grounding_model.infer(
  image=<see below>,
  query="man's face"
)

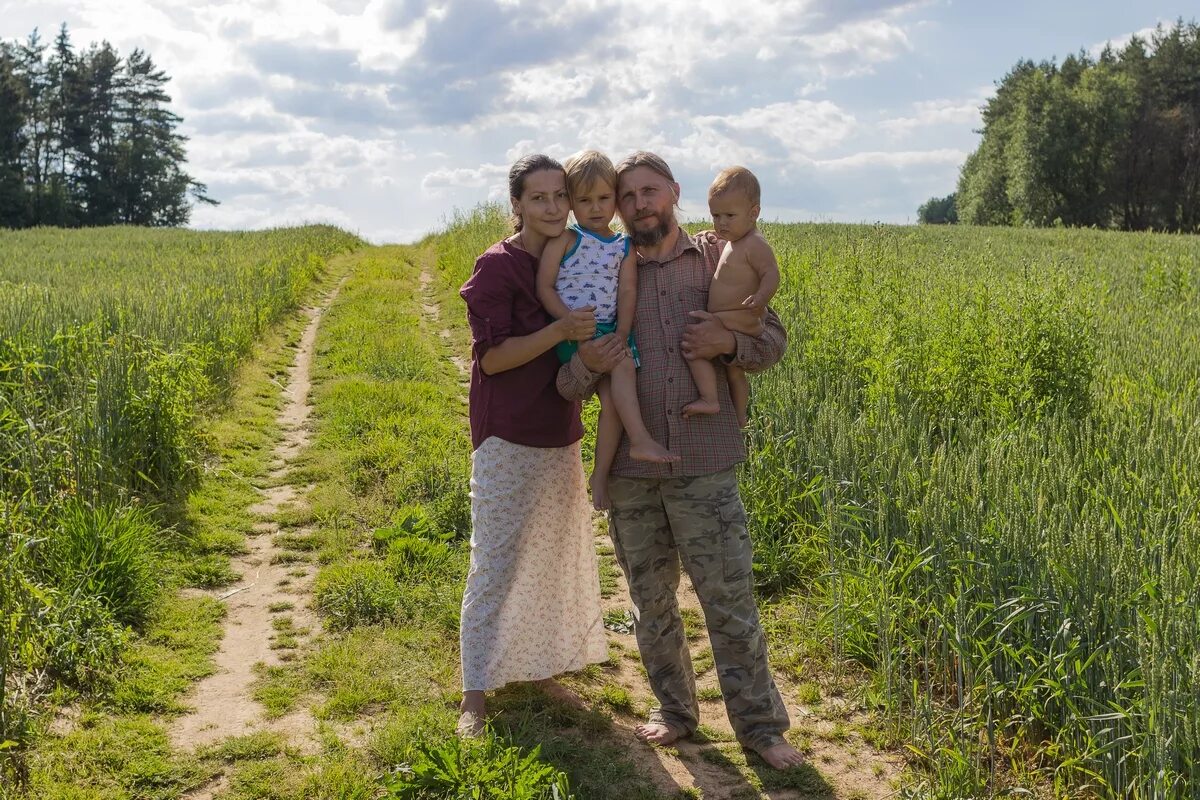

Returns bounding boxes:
[617,166,680,247]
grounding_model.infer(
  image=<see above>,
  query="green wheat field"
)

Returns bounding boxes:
[1,212,1197,799]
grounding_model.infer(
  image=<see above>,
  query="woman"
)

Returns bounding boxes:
[456,154,608,736]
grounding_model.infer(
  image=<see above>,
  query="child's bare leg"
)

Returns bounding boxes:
[609,357,678,463]
[683,357,720,418]
[591,377,622,510]
[712,308,765,337]
[727,365,749,429]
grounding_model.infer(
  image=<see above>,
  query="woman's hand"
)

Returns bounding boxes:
[558,306,596,341]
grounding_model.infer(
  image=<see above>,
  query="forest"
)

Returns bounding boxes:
[0,25,212,228]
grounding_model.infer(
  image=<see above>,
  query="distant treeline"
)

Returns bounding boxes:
[923,20,1200,232]
[0,25,214,229]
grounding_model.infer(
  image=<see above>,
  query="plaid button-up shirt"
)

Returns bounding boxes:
[557,229,787,478]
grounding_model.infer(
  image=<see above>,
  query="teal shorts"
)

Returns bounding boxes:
[555,319,641,367]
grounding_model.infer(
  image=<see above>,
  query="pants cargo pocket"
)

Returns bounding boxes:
[718,497,752,583]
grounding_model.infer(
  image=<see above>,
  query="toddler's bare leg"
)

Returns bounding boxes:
[727,365,749,429]
[609,357,678,464]
[682,357,720,418]
[713,308,765,337]
[591,376,621,510]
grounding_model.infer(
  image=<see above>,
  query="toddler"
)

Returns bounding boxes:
[537,150,678,509]
[683,166,781,428]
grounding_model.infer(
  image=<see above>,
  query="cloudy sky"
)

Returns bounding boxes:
[1,1,1191,242]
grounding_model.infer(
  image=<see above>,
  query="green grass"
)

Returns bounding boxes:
[8,254,353,795]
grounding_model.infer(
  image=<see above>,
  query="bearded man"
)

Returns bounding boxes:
[556,151,804,769]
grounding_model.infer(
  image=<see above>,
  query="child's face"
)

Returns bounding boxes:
[571,179,617,233]
[709,191,760,242]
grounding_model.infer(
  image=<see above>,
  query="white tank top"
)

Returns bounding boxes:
[553,224,629,324]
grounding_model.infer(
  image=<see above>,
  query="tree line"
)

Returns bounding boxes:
[0,25,214,229]
[921,19,1200,232]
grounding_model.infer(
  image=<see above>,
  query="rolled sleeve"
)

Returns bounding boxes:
[460,257,513,360]
[724,308,786,374]
[556,352,601,401]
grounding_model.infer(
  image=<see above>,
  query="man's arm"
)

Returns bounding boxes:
[555,334,627,401]
[726,308,786,374]
[682,308,787,375]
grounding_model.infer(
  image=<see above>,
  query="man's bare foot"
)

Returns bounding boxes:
[681,397,720,418]
[634,720,688,746]
[535,678,587,710]
[628,438,681,464]
[456,710,484,738]
[590,473,611,510]
[754,741,806,769]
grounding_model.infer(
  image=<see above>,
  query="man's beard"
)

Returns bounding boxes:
[628,211,674,246]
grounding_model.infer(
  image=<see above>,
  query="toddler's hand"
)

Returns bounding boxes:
[742,294,764,308]
[561,306,596,340]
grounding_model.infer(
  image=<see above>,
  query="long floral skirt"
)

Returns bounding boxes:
[460,436,607,692]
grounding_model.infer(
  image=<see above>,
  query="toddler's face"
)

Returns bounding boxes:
[709,191,759,242]
[571,179,617,232]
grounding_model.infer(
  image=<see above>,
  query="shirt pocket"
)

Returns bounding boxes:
[681,285,709,312]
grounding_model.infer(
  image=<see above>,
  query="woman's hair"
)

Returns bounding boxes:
[709,165,761,206]
[563,150,617,200]
[508,153,565,232]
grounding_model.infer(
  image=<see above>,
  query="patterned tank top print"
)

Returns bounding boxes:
[553,224,629,325]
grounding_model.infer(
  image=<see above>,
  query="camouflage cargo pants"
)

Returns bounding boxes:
[607,467,789,752]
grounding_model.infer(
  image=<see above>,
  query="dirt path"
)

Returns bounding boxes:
[171,283,343,776]
[416,261,902,797]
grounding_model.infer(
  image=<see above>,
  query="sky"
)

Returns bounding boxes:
[0,1,1192,243]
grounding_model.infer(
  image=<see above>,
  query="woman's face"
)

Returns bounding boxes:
[513,169,569,239]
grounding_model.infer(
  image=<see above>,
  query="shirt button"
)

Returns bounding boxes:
[667,377,673,383]
[667,347,674,353]
[660,290,666,296]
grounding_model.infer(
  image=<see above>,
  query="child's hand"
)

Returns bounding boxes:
[560,306,596,340]
[742,293,765,308]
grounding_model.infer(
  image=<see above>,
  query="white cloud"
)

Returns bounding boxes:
[1,0,993,239]
[813,148,967,170]
[879,93,987,137]
[1088,23,1163,58]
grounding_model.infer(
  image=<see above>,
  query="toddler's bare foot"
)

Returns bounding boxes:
[590,473,611,510]
[628,439,681,464]
[681,397,720,419]
[737,411,749,429]
[753,741,806,769]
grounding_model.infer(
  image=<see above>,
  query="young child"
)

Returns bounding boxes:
[683,166,781,428]
[538,150,678,510]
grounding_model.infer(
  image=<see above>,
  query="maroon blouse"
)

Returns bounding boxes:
[460,239,584,451]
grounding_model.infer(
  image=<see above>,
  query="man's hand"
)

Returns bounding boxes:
[681,311,736,361]
[578,333,626,374]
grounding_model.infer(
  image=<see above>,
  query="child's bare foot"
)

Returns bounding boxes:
[590,473,611,510]
[628,439,680,463]
[681,397,720,418]
[737,411,749,429]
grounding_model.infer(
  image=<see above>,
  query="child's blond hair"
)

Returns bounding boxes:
[563,150,617,200]
[708,166,761,206]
